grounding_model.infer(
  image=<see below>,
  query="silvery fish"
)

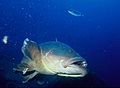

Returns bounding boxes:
[68,9,84,16]
[13,38,87,83]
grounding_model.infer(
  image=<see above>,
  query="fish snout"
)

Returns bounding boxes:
[81,61,87,68]
[61,60,88,77]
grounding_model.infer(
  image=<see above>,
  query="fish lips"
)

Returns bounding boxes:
[57,61,88,77]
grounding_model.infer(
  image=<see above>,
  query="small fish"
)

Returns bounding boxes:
[68,9,84,17]
[13,38,87,83]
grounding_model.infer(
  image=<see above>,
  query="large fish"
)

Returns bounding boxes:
[13,38,87,83]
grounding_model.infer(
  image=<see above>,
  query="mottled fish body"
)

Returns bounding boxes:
[14,38,87,83]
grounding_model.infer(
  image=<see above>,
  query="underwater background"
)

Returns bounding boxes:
[0,0,120,87]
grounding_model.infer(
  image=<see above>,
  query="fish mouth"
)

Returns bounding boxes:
[58,65,87,77]
[63,57,87,68]
[58,59,88,77]
[72,61,87,68]
[57,66,87,77]
[57,73,85,77]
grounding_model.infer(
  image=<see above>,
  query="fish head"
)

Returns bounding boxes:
[57,57,88,77]
[42,54,87,77]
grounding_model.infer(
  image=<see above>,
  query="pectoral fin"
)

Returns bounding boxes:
[22,38,41,60]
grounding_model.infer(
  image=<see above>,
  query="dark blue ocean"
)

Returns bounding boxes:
[0,0,120,87]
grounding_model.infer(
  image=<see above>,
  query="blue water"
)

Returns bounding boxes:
[0,0,120,87]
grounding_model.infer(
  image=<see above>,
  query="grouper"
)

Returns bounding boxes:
[13,38,87,83]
